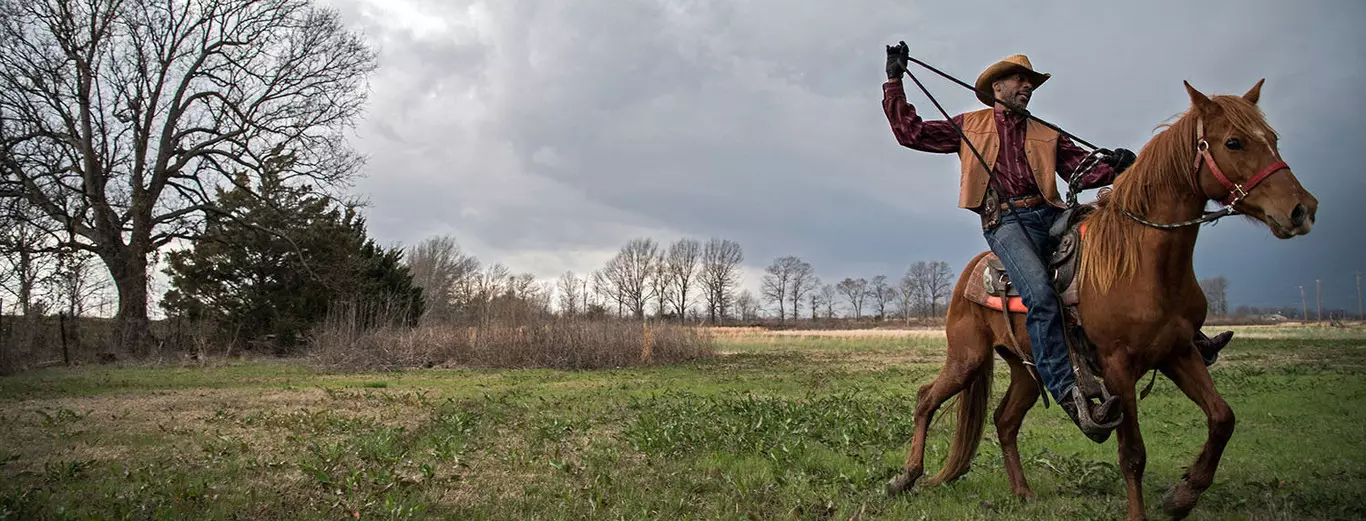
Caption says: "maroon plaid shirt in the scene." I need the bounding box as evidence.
[882,80,1116,201]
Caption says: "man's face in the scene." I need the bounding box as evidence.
[992,72,1034,111]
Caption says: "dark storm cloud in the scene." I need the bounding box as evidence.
[325,0,1366,310]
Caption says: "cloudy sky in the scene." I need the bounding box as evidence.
[317,0,1366,314]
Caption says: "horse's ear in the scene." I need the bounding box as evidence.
[1243,78,1265,104]
[1184,80,1213,111]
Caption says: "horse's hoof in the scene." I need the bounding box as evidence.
[1162,484,1198,520]
[1013,489,1038,503]
[886,470,921,496]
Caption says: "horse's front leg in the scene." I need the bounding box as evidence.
[1104,357,1147,520]
[1158,346,1236,520]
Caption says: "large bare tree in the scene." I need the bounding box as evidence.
[405,235,479,323]
[819,284,837,319]
[650,250,670,317]
[735,289,760,321]
[597,238,658,318]
[1199,276,1229,317]
[759,256,820,321]
[664,238,700,321]
[555,270,582,317]
[869,274,896,320]
[761,256,796,322]
[897,268,919,323]
[788,260,816,322]
[0,0,377,351]
[925,261,954,317]
[700,238,743,323]
[836,277,868,319]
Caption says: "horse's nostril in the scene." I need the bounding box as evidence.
[1290,204,1308,227]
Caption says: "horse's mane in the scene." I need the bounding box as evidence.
[1078,94,1276,292]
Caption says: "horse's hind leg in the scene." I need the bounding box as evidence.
[1159,347,1236,520]
[994,351,1041,501]
[887,314,992,495]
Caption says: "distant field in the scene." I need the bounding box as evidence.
[2,324,1364,520]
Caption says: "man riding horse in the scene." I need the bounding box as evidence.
[881,43,1234,442]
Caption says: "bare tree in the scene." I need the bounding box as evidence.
[789,263,817,322]
[820,284,837,319]
[836,277,868,319]
[405,235,479,323]
[0,0,378,351]
[556,271,582,316]
[761,256,797,322]
[597,238,658,318]
[897,269,920,324]
[700,238,743,323]
[0,202,56,316]
[735,289,760,321]
[591,268,621,317]
[509,273,536,300]
[650,250,670,317]
[905,262,930,317]
[51,247,105,318]
[1199,276,1229,317]
[472,263,510,320]
[531,280,554,315]
[665,238,700,321]
[926,261,954,317]
[869,275,896,320]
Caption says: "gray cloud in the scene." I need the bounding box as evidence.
[324,0,1366,312]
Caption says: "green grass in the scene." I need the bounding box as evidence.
[2,326,1365,520]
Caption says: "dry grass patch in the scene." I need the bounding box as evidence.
[311,318,715,371]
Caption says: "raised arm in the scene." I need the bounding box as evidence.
[883,79,964,154]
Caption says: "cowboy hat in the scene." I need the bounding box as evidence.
[974,54,1051,107]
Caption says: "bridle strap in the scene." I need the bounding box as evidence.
[1193,117,1289,207]
[1120,116,1291,230]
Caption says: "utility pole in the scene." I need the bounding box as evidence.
[1300,285,1308,321]
[1357,271,1363,321]
[1316,279,1322,322]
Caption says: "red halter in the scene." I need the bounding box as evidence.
[1193,118,1289,207]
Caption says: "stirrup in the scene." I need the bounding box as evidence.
[1066,389,1122,442]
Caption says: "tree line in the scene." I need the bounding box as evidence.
[758,257,954,322]
[404,234,959,325]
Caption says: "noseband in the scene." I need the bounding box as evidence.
[1121,117,1291,229]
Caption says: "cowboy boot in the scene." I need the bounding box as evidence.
[1195,330,1234,366]
[1059,386,1122,444]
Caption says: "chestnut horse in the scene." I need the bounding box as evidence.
[886,80,1318,520]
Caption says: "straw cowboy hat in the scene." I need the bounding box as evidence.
[974,54,1051,107]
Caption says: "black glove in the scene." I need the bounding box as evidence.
[1104,148,1136,175]
[886,41,908,80]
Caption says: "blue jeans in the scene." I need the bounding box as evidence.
[983,203,1074,403]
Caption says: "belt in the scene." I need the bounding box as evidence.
[999,194,1045,211]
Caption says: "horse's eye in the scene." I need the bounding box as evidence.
[1225,138,1242,150]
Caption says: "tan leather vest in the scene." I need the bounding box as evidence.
[957,108,1063,209]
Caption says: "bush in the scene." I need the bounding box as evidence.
[308,316,715,371]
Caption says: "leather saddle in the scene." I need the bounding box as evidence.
[977,204,1090,307]
[973,203,1109,404]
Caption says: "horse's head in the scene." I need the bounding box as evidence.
[1185,80,1318,239]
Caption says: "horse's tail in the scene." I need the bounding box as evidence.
[929,355,993,485]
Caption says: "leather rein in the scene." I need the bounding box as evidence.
[1119,118,1289,229]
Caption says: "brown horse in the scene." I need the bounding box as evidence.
[885,79,1318,520]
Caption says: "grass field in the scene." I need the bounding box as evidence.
[2,324,1364,520]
